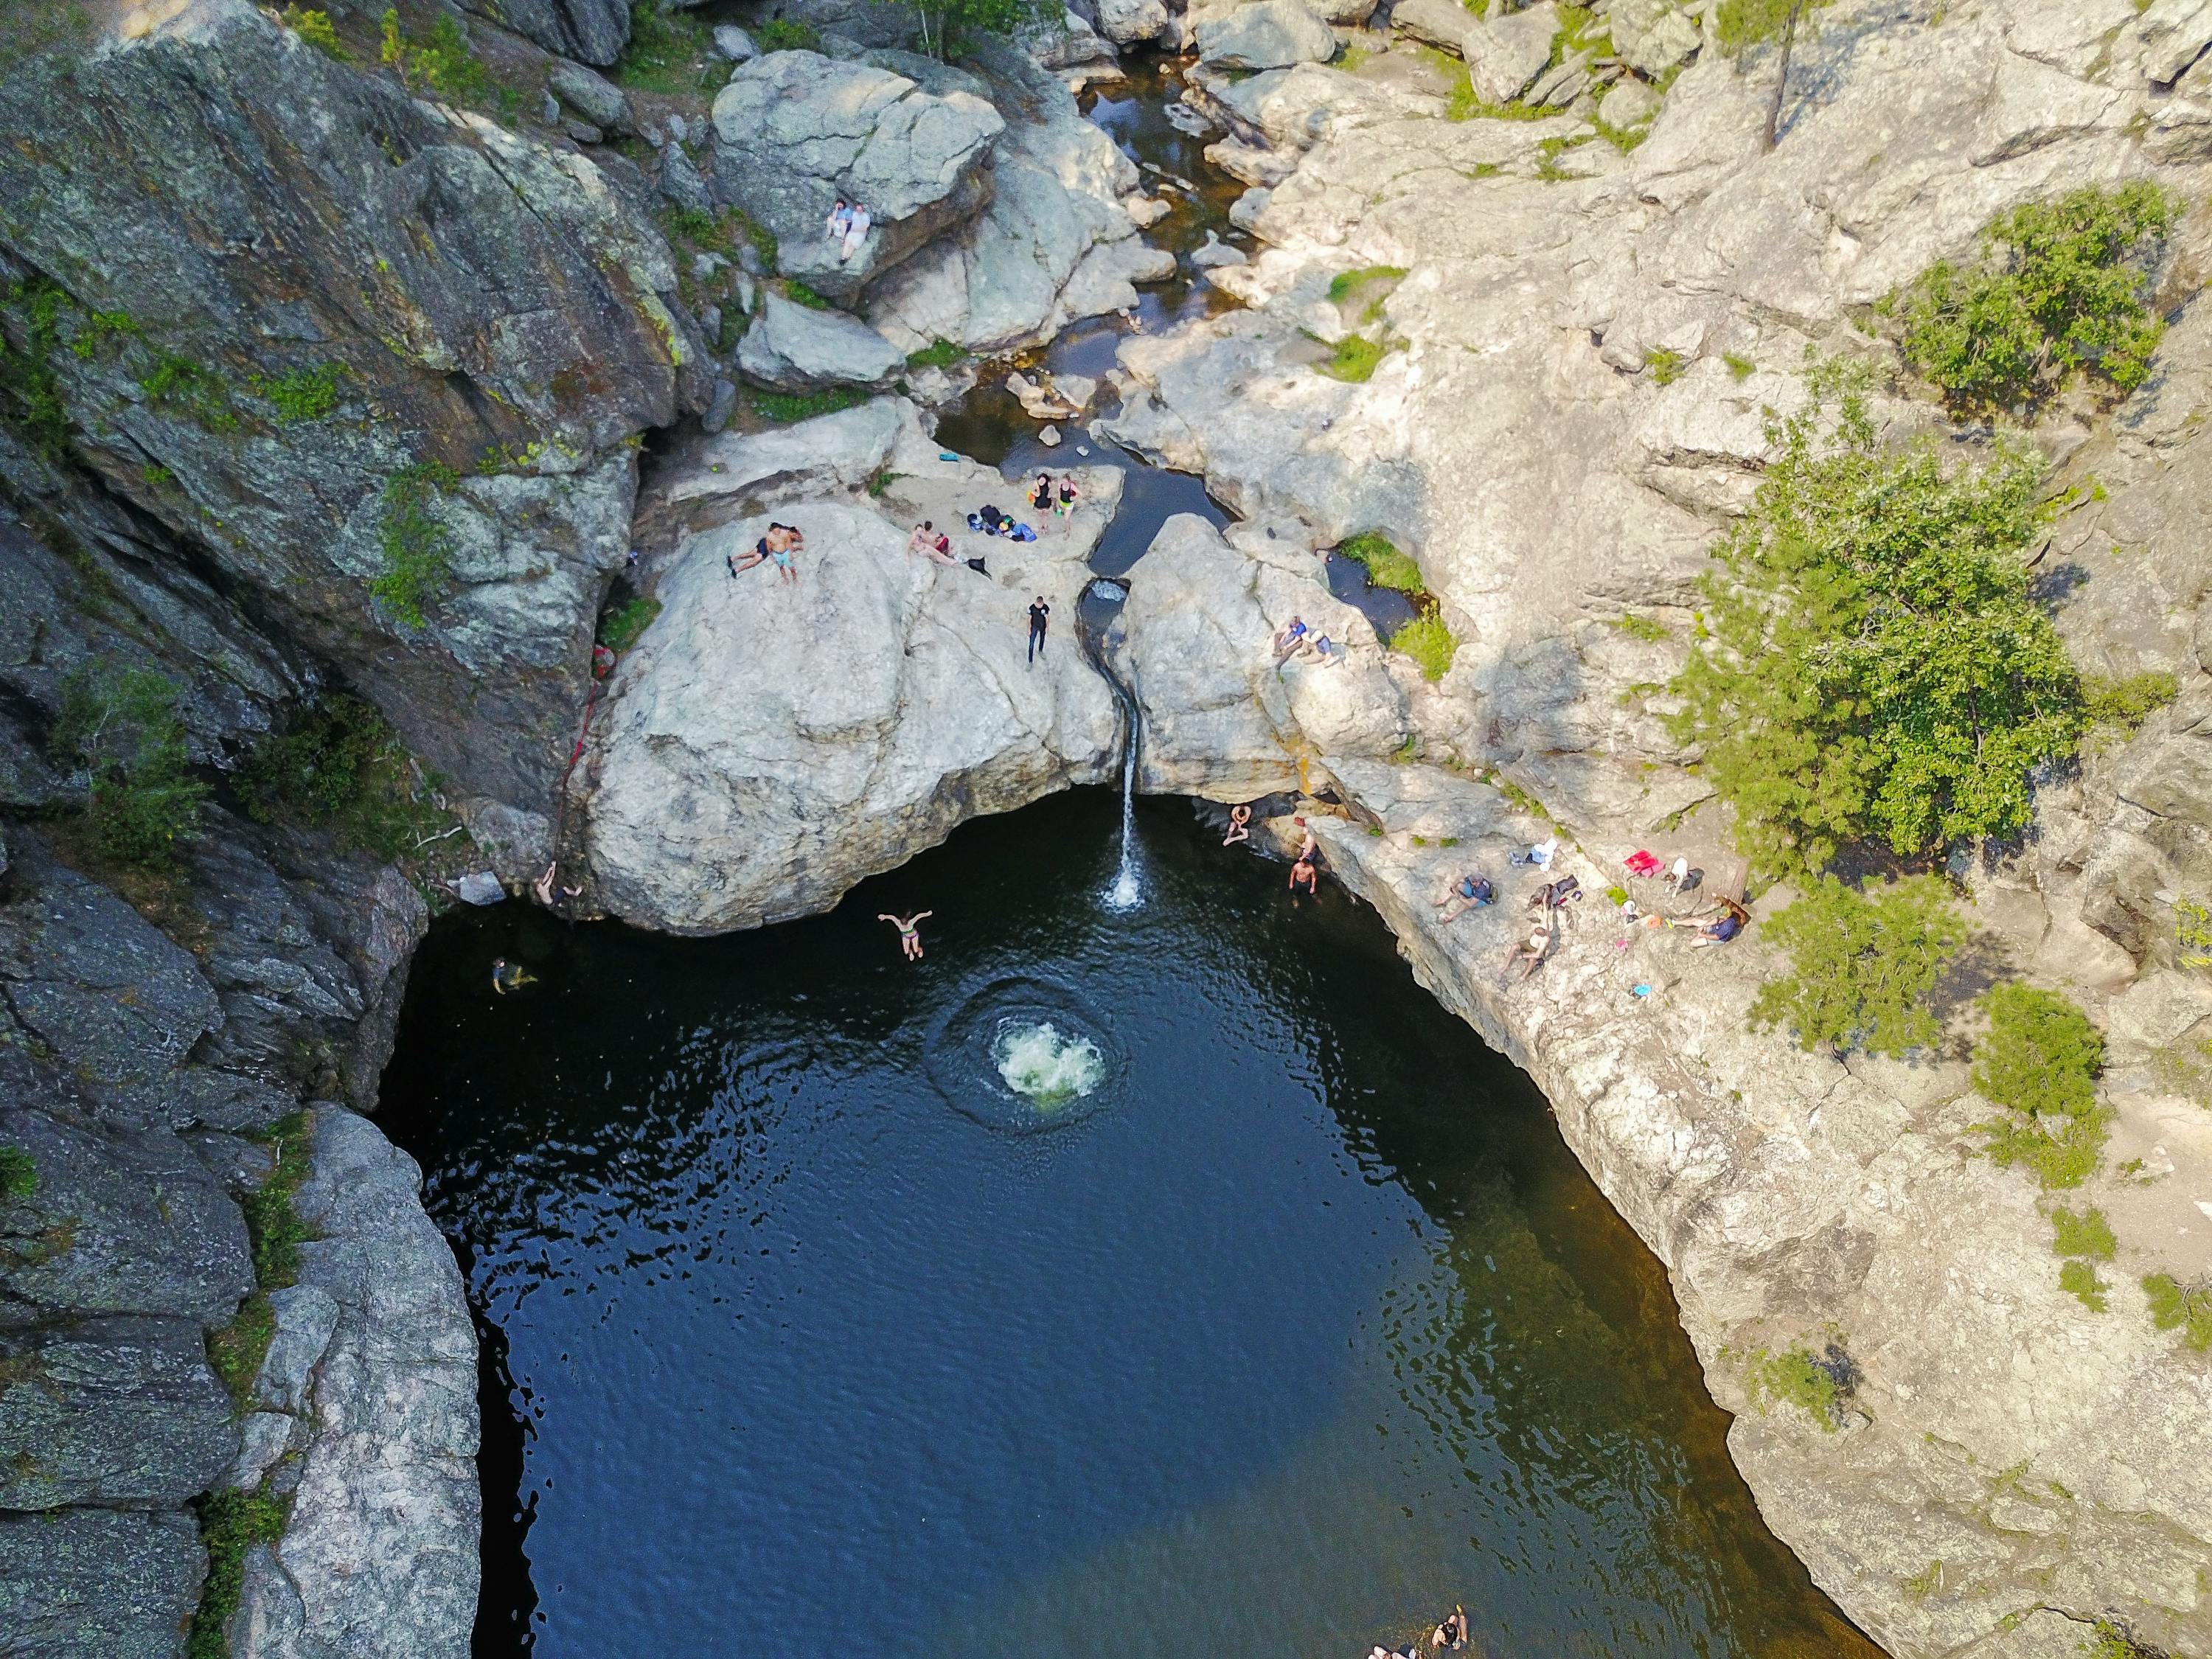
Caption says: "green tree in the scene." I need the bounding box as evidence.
[874,0,1041,58]
[1892,184,2175,414]
[1669,359,2082,873]
[1748,874,1966,1056]
[1974,982,2102,1119]
[49,667,207,866]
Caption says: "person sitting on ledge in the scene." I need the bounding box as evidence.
[1434,872,1493,922]
[1222,803,1252,846]
[1688,911,1743,948]
[907,521,957,566]
[1273,616,1312,661]
[1499,915,1551,984]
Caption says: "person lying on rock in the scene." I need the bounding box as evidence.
[879,910,932,962]
[1434,872,1493,922]
[1222,803,1252,846]
[1499,916,1552,984]
[907,521,958,566]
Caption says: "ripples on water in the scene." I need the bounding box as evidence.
[382,791,1877,1659]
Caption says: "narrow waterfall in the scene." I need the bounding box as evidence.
[1079,575,1142,912]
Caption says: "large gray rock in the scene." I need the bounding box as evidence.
[586,426,1124,931]
[866,64,1169,355]
[641,398,906,541]
[736,292,906,391]
[546,60,634,134]
[1194,0,1339,69]
[1609,0,1702,77]
[1096,0,1172,45]
[453,0,629,66]
[0,1507,206,1659]
[709,51,1005,303]
[0,1,693,831]
[1391,0,1557,102]
[234,1110,480,1659]
[0,1316,237,1508]
[1113,515,1411,795]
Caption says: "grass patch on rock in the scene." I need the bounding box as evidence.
[1747,1340,1855,1430]
[186,1489,289,1659]
[49,665,207,868]
[1393,610,1459,681]
[2142,1273,2212,1351]
[237,692,451,860]
[1338,531,1424,592]
[1315,333,1390,383]
[369,459,461,630]
[750,384,868,424]
[598,594,662,654]
[206,1112,319,1411]
[905,338,964,370]
[1326,265,1407,304]
[0,1147,35,1201]
[613,0,716,92]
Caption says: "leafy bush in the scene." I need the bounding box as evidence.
[369,460,460,629]
[876,0,1041,58]
[784,280,833,311]
[1748,875,1964,1056]
[1714,0,1806,53]
[1891,184,2176,414]
[1316,333,1388,383]
[1981,1109,2108,1190]
[905,338,964,371]
[1610,612,1669,641]
[2083,1619,2159,1659]
[254,362,343,422]
[2059,1258,2108,1312]
[1644,347,1685,385]
[187,1489,288,1659]
[754,17,824,51]
[1973,986,2107,1188]
[1326,265,1407,305]
[2083,669,2178,730]
[237,693,445,858]
[2142,1273,2212,1351]
[1393,610,1459,681]
[49,667,207,866]
[0,1147,35,1201]
[1338,531,1425,593]
[1747,1340,1854,1430]
[382,7,491,103]
[1975,983,2103,1120]
[598,595,662,654]
[141,351,238,431]
[1668,359,2081,872]
[0,277,72,453]
[281,6,346,57]
[2051,1204,2116,1262]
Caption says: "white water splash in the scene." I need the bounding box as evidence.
[992,1021,1107,1107]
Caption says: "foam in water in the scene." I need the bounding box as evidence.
[992,1020,1106,1108]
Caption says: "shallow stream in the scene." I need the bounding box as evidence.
[383,793,1878,1659]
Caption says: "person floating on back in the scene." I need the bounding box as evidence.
[879,910,932,962]
[1028,595,1050,664]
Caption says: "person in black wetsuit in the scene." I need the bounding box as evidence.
[1027,596,1049,664]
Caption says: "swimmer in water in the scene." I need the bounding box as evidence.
[1289,855,1318,895]
[1433,1605,1469,1649]
[878,910,933,961]
[1221,802,1252,846]
[490,958,537,995]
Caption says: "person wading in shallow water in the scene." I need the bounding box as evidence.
[1027,595,1050,664]
[879,910,933,961]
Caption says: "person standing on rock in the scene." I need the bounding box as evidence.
[1027,595,1050,664]
[840,200,872,264]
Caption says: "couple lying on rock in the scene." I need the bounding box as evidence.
[907,521,990,575]
[728,522,803,584]
[1273,615,1344,667]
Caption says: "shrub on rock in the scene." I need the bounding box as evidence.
[1747,874,1965,1057]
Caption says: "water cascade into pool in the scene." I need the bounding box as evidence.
[381,793,1878,1659]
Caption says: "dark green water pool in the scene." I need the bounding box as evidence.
[382,792,1877,1659]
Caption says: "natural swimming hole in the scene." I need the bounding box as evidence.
[381,790,1878,1659]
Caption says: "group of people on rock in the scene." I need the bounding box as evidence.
[1366,1603,1470,1658]
[728,522,803,585]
